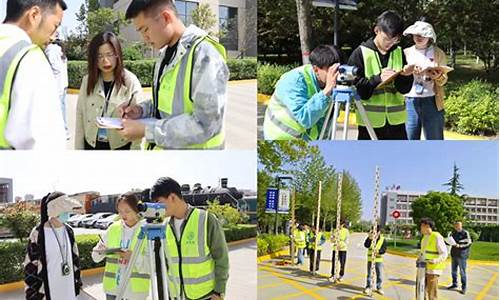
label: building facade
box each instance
[112,0,256,57]
[0,178,13,204]
[381,189,499,226]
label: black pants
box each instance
[84,139,131,150]
[358,123,407,140]
[308,249,321,272]
[331,250,347,277]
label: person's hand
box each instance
[401,64,415,76]
[118,250,132,262]
[380,68,397,81]
[210,293,223,300]
[323,63,340,96]
[413,65,424,75]
[96,242,106,250]
[118,103,143,120]
[427,69,442,80]
[118,119,146,140]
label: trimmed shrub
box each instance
[257,238,269,256]
[227,58,257,80]
[223,225,257,243]
[257,233,289,256]
[445,80,499,136]
[257,63,296,95]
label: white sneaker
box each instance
[337,276,343,282]
[376,289,384,295]
[364,288,371,294]
[328,276,335,282]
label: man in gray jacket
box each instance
[118,0,229,150]
[447,221,472,295]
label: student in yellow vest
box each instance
[117,0,229,150]
[329,220,349,282]
[418,218,447,300]
[92,192,150,300]
[307,227,325,272]
[151,177,229,300]
[0,0,67,149]
[363,225,387,295]
[347,10,415,140]
[293,224,307,265]
[263,45,341,140]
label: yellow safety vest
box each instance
[102,221,150,294]
[421,231,446,271]
[165,208,216,300]
[263,64,320,140]
[367,234,385,263]
[309,232,324,251]
[0,36,40,148]
[357,46,406,128]
[333,227,349,251]
[148,35,226,150]
[293,229,306,249]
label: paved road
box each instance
[66,80,256,150]
[1,239,256,300]
[258,233,498,300]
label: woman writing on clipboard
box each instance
[92,192,150,300]
[75,31,143,150]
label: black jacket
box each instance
[348,38,414,100]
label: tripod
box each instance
[319,85,378,140]
[115,222,173,300]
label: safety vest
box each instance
[367,234,385,263]
[293,229,306,249]
[357,46,406,128]
[333,227,349,251]
[421,231,446,271]
[148,35,226,150]
[309,232,324,250]
[103,221,150,294]
[0,36,41,148]
[165,208,215,300]
[263,64,320,140]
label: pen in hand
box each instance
[121,91,139,119]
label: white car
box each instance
[81,213,113,228]
[67,214,92,227]
[94,214,119,229]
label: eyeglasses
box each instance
[381,32,400,46]
[97,53,117,61]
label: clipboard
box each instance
[94,247,125,255]
[376,70,402,89]
[421,65,454,75]
[96,117,158,129]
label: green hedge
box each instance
[257,63,296,95]
[468,225,499,242]
[444,80,499,136]
[68,58,256,89]
[223,224,257,243]
[257,234,289,256]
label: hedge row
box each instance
[257,63,296,95]
[257,233,289,257]
[0,225,256,284]
[68,58,257,89]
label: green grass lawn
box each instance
[386,237,499,261]
[446,54,498,92]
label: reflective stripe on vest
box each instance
[421,232,446,271]
[357,46,406,128]
[0,37,39,148]
[263,64,320,140]
[165,208,215,300]
[149,35,226,150]
[102,221,150,294]
[367,235,385,263]
[293,230,306,249]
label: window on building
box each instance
[176,0,199,25]
[219,6,238,51]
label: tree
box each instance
[0,203,39,242]
[237,0,257,57]
[443,162,464,196]
[411,192,467,234]
[87,8,127,38]
[296,0,313,64]
[192,3,218,37]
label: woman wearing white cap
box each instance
[403,20,449,140]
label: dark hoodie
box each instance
[24,193,82,299]
[348,38,414,100]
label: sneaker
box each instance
[328,276,335,282]
[364,288,371,294]
[447,284,458,290]
[376,289,384,295]
[337,276,343,282]
[460,289,466,295]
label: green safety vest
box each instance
[333,227,349,251]
[293,229,306,249]
[148,35,227,150]
[165,208,216,300]
[263,64,320,140]
[0,36,41,148]
[421,231,446,271]
[103,221,150,294]
[367,234,385,263]
[357,46,407,128]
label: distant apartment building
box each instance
[112,0,256,57]
[381,189,499,226]
[0,178,13,204]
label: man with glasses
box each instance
[118,0,229,150]
[0,0,67,149]
[348,10,414,140]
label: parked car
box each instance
[81,213,113,228]
[67,214,92,227]
[94,214,119,229]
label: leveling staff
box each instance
[151,177,229,300]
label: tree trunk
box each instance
[296,0,313,64]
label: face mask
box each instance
[58,212,72,223]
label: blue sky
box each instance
[261,141,499,220]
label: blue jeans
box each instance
[451,256,467,289]
[366,262,383,289]
[297,247,305,264]
[405,96,444,140]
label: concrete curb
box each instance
[0,238,255,292]
[257,249,289,263]
[386,248,499,265]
